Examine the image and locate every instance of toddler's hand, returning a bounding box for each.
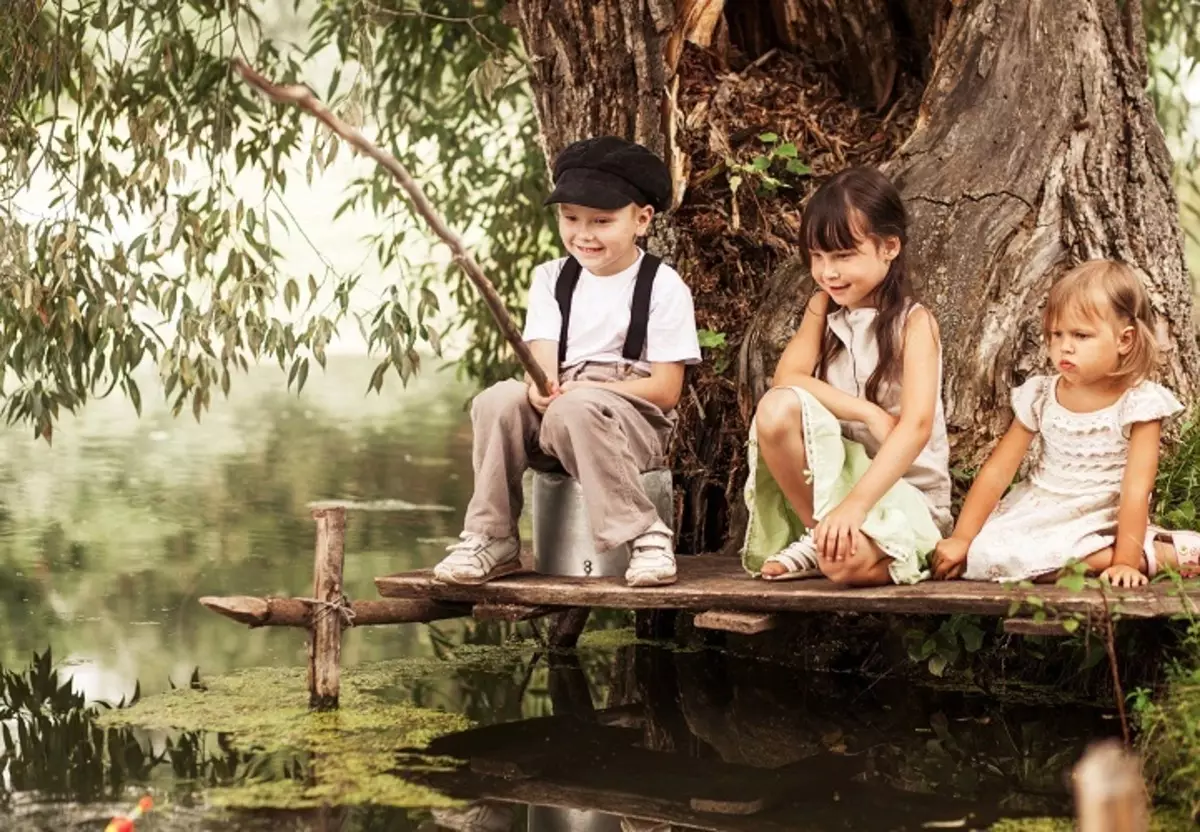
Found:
[932,538,969,580]
[527,380,560,414]
[863,406,898,445]
[1099,563,1148,589]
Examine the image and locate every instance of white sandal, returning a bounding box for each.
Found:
[625,521,677,587]
[1167,529,1200,577]
[432,532,521,585]
[760,534,822,581]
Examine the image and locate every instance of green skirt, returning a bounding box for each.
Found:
[740,387,942,585]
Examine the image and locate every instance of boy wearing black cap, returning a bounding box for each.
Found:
[433,136,701,588]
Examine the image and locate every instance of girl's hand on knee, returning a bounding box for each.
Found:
[815,501,867,562]
[1100,564,1148,589]
[932,538,969,580]
[527,380,561,414]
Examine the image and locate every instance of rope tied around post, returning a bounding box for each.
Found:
[297,594,357,628]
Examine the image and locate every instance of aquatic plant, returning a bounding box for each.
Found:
[1135,618,1200,821]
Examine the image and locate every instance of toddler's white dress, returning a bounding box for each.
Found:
[963,375,1183,582]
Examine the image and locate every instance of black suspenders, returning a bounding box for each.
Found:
[554,254,662,366]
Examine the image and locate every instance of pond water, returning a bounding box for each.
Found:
[0,358,1117,831]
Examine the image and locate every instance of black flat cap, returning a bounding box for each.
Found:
[544,136,672,213]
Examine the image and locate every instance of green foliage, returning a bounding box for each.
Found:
[0,649,158,802]
[1145,0,1200,254]
[1156,420,1200,530]
[1135,620,1200,820]
[726,131,813,198]
[904,614,987,677]
[307,0,556,389]
[696,327,730,374]
[0,0,555,439]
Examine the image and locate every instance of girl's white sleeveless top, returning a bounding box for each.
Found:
[824,305,953,534]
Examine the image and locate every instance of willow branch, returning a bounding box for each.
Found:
[230,58,553,396]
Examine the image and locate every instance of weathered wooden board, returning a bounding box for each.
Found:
[472,602,561,622]
[694,610,778,634]
[376,555,1200,619]
[200,595,469,627]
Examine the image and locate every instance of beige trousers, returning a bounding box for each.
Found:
[462,362,674,551]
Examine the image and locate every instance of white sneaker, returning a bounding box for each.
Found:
[761,533,822,581]
[625,520,677,587]
[432,532,521,585]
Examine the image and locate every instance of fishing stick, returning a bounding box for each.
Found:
[230,58,554,397]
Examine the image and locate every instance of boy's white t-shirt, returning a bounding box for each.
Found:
[522,252,702,373]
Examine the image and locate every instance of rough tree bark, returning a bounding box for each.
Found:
[890,0,1198,455]
[513,0,1199,548]
[513,0,677,161]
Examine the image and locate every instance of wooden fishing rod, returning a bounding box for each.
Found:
[230,58,554,397]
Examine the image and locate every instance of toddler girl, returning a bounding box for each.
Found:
[933,260,1198,587]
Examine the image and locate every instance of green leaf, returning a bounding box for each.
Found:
[758,132,779,144]
[751,155,771,172]
[284,279,300,311]
[776,142,798,158]
[786,159,812,176]
[960,623,984,653]
[927,654,949,677]
[126,379,142,416]
[1057,572,1087,592]
[697,329,727,349]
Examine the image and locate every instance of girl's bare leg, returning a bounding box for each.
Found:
[1031,543,1172,583]
[820,530,894,587]
[754,389,816,578]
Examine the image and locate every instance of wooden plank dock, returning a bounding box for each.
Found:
[199,506,1200,709]
[376,553,1200,620]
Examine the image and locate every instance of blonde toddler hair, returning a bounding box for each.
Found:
[1043,260,1159,384]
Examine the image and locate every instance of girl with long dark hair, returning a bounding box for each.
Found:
[742,166,951,587]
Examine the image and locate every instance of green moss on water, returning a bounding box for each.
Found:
[990,820,1071,832]
[99,656,507,810]
[991,812,1193,831]
[576,627,653,650]
[102,665,469,753]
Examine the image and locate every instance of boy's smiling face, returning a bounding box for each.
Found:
[557,202,653,276]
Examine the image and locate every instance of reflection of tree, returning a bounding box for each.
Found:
[0,359,477,685]
[405,612,632,727]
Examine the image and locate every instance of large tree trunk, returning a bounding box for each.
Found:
[513,0,677,161]
[889,0,1198,455]
[513,0,1199,553]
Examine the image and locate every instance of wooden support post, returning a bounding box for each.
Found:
[1073,740,1148,832]
[548,608,592,649]
[694,610,777,635]
[308,506,347,711]
[635,609,677,640]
